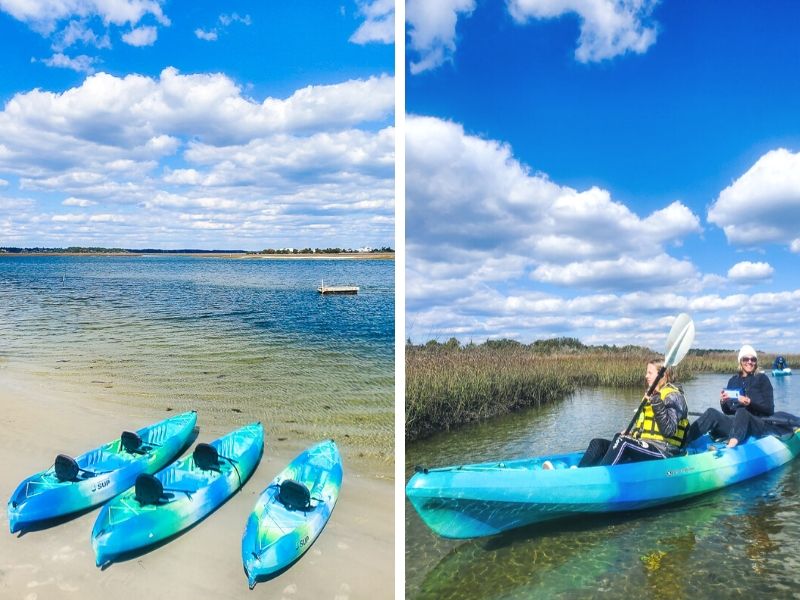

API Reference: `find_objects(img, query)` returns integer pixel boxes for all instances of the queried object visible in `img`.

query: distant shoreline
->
[0,251,395,260]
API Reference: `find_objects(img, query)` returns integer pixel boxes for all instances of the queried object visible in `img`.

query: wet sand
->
[0,368,394,600]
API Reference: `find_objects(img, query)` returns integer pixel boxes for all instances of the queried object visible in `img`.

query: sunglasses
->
[741,357,757,364]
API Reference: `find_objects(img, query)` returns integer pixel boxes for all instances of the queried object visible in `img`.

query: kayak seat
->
[193,443,220,471]
[135,473,169,505]
[278,479,311,511]
[54,454,80,482]
[121,431,145,454]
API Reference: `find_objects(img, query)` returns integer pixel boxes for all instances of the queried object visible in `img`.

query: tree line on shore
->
[1,246,394,254]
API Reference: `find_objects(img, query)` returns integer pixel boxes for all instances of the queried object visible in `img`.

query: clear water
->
[0,255,394,472]
[406,374,800,598]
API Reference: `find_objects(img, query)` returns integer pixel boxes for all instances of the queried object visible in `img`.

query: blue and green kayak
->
[8,411,197,533]
[406,431,800,539]
[242,439,342,588]
[91,422,263,566]
[772,368,792,377]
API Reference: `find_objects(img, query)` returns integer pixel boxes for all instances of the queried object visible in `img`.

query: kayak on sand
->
[91,422,263,566]
[406,429,800,539]
[8,411,197,533]
[242,439,342,588]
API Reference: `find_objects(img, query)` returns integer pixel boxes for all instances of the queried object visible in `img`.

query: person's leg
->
[599,435,665,466]
[578,437,612,468]
[728,409,768,448]
[685,408,733,444]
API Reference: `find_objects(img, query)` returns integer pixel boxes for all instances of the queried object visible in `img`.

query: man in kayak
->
[576,358,689,467]
[685,345,774,448]
[774,356,788,370]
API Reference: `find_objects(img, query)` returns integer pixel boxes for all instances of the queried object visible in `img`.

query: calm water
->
[0,255,394,470]
[406,374,800,599]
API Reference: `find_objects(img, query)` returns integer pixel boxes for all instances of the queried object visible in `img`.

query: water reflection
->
[407,374,800,599]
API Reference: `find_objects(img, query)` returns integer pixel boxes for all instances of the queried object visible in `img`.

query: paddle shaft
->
[624,365,666,435]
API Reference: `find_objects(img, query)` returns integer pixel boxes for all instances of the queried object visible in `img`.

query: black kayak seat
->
[54,454,80,482]
[193,443,220,471]
[121,430,144,454]
[135,473,166,505]
[278,479,311,511]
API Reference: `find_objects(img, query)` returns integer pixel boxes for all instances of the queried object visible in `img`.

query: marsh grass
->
[405,341,800,442]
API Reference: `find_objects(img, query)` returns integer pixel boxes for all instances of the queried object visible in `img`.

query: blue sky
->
[405,0,800,352]
[0,0,394,250]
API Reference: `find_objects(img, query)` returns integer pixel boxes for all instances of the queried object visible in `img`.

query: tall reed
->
[406,340,799,442]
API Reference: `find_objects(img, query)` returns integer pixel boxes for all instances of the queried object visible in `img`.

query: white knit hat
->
[738,344,757,362]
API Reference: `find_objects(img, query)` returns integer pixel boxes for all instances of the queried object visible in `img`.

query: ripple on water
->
[0,256,394,468]
[407,374,800,599]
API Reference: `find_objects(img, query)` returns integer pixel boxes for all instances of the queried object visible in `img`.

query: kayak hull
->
[406,432,800,539]
[7,411,197,533]
[772,368,792,376]
[242,440,342,588]
[91,422,263,566]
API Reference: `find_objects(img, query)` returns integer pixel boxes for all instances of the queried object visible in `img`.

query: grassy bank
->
[406,339,798,442]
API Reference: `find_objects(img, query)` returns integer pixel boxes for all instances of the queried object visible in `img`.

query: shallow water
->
[406,374,800,598]
[0,255,394,471]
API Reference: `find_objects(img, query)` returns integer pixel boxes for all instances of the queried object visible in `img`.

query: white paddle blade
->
[664,313,695,367]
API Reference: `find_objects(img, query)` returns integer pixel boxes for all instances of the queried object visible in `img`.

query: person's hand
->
[738,395,751,406]
[720,389,729,403]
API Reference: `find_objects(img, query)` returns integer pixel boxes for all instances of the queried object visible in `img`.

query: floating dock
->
[317,279,359,294]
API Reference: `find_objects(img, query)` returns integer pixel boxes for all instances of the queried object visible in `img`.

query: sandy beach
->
[0,367,394,600]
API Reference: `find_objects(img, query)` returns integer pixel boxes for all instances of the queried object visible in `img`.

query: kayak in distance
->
[406,430,800,539]
[242,439,342,589]
[91,422,263,566]
[8,411,197,533]
[772,368,792,377]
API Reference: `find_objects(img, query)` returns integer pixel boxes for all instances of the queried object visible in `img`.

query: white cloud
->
[196,12,250,42]
[507,0,659,62]
[406,0,476,74]
[0,71,395,250]
[39,52,96,73]
[0,0,169,34]
[727,261,774,283]
[708,148,800,249]
[62,196,96,206]
[0,196,35,209]
[407,0,660,74]
[52,19,111,50]
[0,178,7,186]
[533,254,698,288]
[351,0,394,44]
[0,69,393,172]
[407,115,699,278]
[219,13,251,26]
[406,115,713,344]
[194,28,218,41]
[122,25,157,46]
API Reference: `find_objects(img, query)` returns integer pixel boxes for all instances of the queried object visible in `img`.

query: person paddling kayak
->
[685,344,775,448]
[576,358,689,467]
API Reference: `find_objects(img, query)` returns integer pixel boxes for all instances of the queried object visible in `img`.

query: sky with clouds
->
[0,1,394,250]
[406,0,800,352]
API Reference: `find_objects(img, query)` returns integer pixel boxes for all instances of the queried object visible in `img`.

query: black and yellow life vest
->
[632,384,688,447]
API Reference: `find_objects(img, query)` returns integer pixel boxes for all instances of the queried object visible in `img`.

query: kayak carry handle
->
[414,465,429,474]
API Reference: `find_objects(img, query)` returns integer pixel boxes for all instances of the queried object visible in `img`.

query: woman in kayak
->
[685,344,774,448]
[576,358,689,468]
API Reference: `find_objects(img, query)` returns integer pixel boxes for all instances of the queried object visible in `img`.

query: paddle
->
[623,313,696,435]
